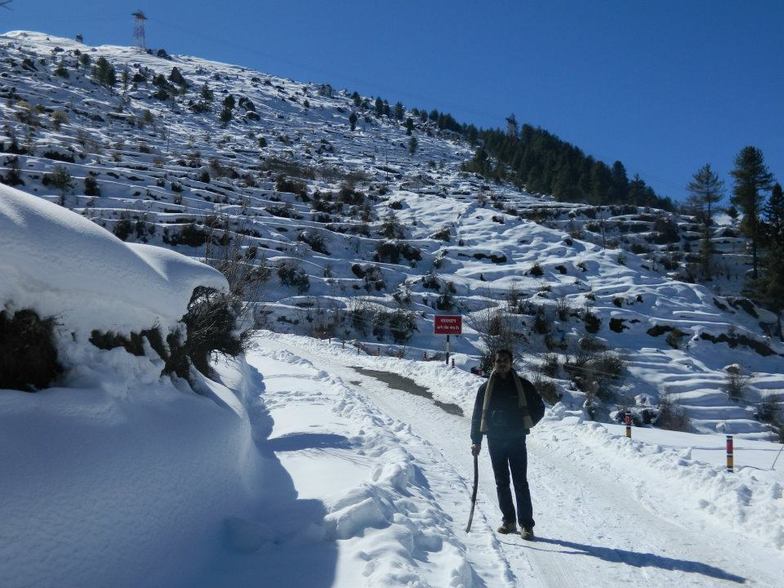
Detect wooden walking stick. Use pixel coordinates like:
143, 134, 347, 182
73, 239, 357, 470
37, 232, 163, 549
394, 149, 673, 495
465, 453, 479, 532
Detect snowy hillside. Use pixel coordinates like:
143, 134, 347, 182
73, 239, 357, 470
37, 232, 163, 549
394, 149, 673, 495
1, 31, 781, 437
1, 31, 784, 587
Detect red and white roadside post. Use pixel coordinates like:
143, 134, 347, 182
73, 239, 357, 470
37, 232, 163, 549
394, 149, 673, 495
434, 315, 462, 366
726, 435, 734, 473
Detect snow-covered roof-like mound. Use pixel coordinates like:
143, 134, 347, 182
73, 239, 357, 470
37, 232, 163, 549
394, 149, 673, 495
0, 184, 227, 335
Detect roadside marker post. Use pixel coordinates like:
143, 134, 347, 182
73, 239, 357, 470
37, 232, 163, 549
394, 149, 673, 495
624, 411, 632, 438
726, 435, 734, 472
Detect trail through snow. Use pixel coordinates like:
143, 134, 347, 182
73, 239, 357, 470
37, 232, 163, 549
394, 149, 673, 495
247, 332, 783, 587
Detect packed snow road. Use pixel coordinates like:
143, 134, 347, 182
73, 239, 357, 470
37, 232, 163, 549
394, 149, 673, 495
252, 333, 783, 587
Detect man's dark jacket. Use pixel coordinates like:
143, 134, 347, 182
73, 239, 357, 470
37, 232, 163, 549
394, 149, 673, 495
471, 373, 545, 445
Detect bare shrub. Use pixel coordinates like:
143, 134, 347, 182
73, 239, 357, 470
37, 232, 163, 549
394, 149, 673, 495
654, 395, 691, 431
555, 297, 570, 321
564, 350, 625, 402
204, 223, 270, 304
540, 353, 560, 377
756, 395, 781, 424
347, 298, 374, 336
467, 308, 517, 373
531, 373, 560, 405
723, 366, 750, 401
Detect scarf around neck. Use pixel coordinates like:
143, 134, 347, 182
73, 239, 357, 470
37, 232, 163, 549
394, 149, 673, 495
479, 369, 535, 433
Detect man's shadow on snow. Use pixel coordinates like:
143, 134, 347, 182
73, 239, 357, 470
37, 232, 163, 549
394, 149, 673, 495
525, 537, 746, 584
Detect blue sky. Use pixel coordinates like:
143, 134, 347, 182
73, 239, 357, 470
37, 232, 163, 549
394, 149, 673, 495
3, 0, 782, 202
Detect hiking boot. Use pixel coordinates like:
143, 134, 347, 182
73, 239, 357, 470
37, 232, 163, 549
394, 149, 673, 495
521, 526, 535, 541
496, 521, 517, 534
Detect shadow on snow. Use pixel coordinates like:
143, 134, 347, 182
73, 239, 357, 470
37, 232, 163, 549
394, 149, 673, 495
528, 536, 746, 584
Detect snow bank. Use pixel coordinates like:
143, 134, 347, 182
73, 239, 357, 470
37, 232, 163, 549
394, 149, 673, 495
0, 184, 227, 337
0, 355, 261, 588
0, 184, 255, 586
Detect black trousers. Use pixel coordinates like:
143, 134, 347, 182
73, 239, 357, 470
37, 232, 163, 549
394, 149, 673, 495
487, 435, 534, 529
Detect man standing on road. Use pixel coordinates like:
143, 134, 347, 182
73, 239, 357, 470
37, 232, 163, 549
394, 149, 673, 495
470, 349, 545, 540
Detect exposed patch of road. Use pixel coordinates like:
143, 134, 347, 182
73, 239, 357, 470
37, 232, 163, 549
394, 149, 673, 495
351, 367, 464, 416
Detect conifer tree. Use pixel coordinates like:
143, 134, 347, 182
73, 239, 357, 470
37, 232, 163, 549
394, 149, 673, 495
374, 97, 384, 117
405, 117, 414, 136
752, 245, 784, 340
408, 136, 418, 156
589, 161, 612, 204
764, 183, 784, 249
687, 163, 724, 225
506, 114, 519, 139
349, 111, 358, 131
609, 161, 629, 202
92, 57, 116, 86
687, 163, 724, 281
393, 101, 404, 121
730, 146, 774, 278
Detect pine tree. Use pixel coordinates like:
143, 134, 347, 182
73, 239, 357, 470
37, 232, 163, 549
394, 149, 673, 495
506, 114, 519, 139
730, 146, 774, 278
687, 163, 724, 225
609, 161, 629, 203
589, 161, 612, 204
752, 244, 784, 340
687, 163, 724, 281
404, 117, 414, 136
92, 57, 116, 86
408, 136, 418, 156
763, 183, 784, 249
349, 111, 358, 131
393, 101, 405, 121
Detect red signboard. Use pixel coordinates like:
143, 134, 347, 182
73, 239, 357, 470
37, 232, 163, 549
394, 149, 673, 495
434, 315, 462, 335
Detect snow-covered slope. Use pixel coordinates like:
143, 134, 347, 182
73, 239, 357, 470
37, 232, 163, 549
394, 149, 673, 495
0, 31, 781, 436
1, 53, 783, 586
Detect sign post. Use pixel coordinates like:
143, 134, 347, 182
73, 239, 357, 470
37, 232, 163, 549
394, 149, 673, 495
434, 315, 462, 365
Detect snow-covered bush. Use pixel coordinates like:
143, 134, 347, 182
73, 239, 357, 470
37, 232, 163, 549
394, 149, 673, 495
583, 308, 601, 333
297, 230, 329, 255
277, 260, 310, 293
388, 309, 417, 344
373, 241, 422, 263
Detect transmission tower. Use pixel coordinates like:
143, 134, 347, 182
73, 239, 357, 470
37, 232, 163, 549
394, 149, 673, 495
132, 10, 147, 50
